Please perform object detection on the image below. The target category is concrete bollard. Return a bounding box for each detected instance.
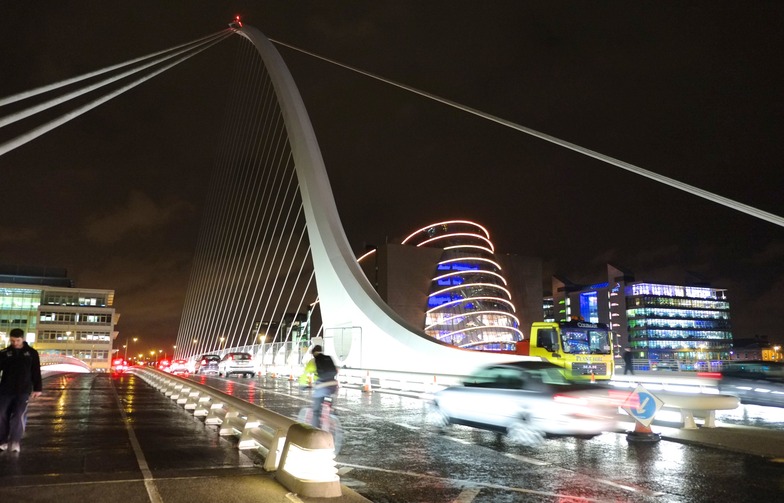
[275,423,341,498]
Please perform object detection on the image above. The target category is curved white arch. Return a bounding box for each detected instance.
[236,25,535,375]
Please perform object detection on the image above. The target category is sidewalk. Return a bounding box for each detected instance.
[0,372,371,503]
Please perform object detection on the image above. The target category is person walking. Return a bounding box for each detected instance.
[622,347,635,375]
[0,328,43,453]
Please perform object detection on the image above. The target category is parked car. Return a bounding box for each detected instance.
[169,359,190,376]
[218,352,255,377]
[194,354,221,375]
[430,361,621,446]
[718,361,784,407]
[651,360,680,371]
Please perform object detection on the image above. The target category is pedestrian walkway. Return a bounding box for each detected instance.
[0,372,369,503]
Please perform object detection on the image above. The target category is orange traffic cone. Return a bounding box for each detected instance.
[626,420,661,443]
[590,372,596,384]
[362,371,373,393]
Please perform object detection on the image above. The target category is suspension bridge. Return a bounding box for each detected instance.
[1,21,781,380]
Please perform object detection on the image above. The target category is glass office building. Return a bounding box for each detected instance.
[625,282,731,365]
[0,266,118,371]
[550,264,732,369]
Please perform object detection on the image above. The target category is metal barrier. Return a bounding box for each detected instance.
[131,368,342,498]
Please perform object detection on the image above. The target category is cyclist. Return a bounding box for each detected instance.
[308,345,338,428]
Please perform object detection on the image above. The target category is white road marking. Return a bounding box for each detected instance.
[337,466,354,476]
[445,436,472,445]
[504,452,550,466]
[595,478,666,497]
[110,381,163,503]
[394,422,420,430]
[337,462,603,502]
[452,487,481,502]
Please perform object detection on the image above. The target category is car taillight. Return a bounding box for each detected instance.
[201,359,206,365]
[229,355,234,360]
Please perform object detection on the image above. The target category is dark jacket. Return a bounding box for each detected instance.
[313,353,338,384]
[0,342,43,395]
[622,350,633,365]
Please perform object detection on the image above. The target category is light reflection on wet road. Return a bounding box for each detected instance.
[190,374,784,502]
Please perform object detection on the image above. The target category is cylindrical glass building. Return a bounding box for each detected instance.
[402,220,522,351]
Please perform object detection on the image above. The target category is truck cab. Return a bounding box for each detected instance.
[519,321,614,380]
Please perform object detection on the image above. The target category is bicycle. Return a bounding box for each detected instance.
[297,395,344,455]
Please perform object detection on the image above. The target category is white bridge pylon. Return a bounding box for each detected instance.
[237,25,531,375]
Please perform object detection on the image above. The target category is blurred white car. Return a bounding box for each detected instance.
[430,361,621,446]
[218,352,255,377]
[169,359,190,376]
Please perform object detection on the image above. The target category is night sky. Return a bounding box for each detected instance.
[1,2,782,355]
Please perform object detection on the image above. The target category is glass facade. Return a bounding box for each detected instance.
[0,282,116,370]
[402,220,522,351]
[0,287,41,344]
[627,283,732,365]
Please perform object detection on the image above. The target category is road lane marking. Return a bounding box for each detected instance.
[337,466,354,476]
[394,422,420,430]
[595,478,666,497]
[504,452,550,466]
[337,462,603,502]
[445,436,472,445]
[452,487,481,502]
[110,380,163,503]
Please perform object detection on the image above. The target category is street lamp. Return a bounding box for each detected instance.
[124,337,138,361]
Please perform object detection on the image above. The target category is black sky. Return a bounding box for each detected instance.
[1,1,782,354]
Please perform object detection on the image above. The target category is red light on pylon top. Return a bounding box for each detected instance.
[229,15,243,29]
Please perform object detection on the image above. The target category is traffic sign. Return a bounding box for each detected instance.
[622,384,664,427]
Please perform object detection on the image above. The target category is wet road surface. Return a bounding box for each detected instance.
[4,371,782,502]
[193,373,784,503]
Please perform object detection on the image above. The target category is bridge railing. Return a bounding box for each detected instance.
[131,367,341,498]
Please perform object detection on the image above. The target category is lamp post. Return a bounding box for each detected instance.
[123,337,138,361]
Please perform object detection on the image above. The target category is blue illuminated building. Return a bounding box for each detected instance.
[550,264,732,369]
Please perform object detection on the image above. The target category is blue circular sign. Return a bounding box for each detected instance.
[633,391,657,420]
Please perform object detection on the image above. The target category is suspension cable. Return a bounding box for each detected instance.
[270,38,784,229]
